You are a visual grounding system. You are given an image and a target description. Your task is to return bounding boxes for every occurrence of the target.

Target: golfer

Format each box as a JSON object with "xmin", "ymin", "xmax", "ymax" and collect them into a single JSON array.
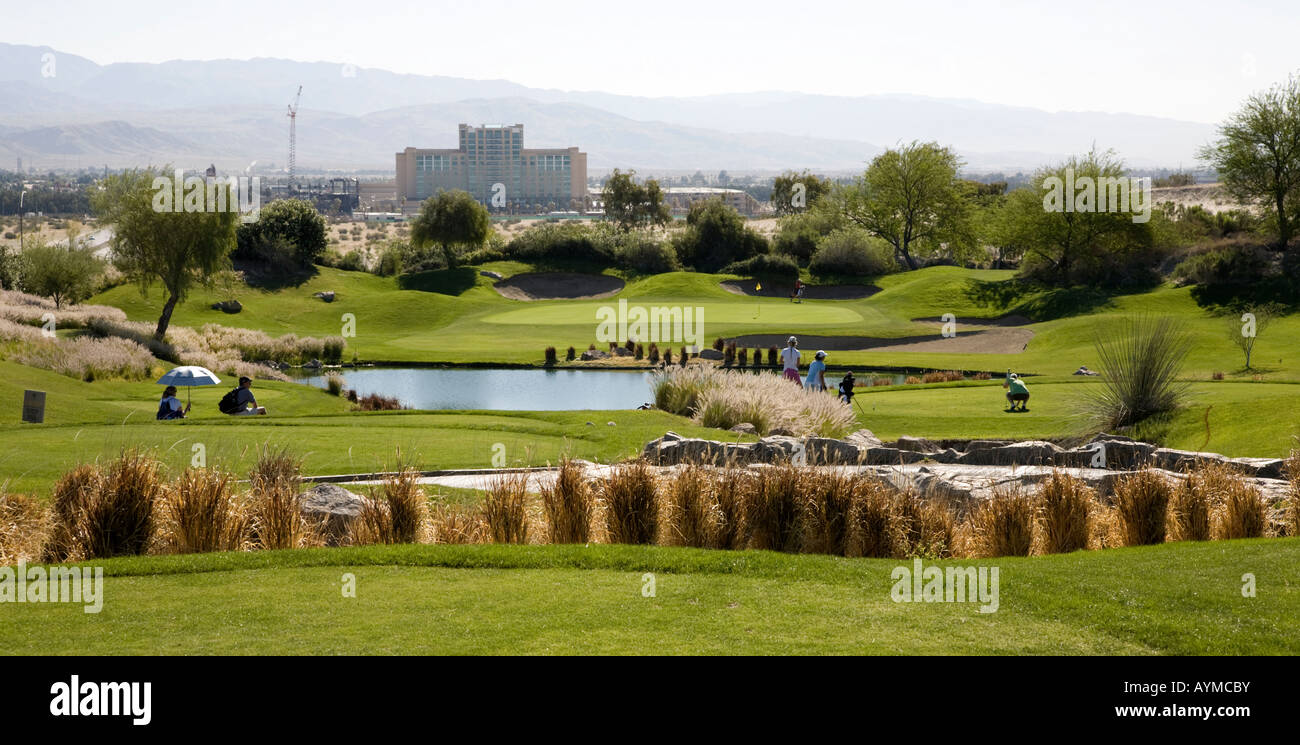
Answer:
[
  {"xmin": 1003, "ymin": 373, "xmax": 1030, "ymax": 411},
  {"xmin": 805, "ymin": 350, "xmax": 828, "ymax": 391},
  {"xmin": 838, "ymin": 372, "xmax": 856, "ymax": 404},
  {"xmin": 781, "ymin": 336, "xmax": 802, "ymax": 385}
]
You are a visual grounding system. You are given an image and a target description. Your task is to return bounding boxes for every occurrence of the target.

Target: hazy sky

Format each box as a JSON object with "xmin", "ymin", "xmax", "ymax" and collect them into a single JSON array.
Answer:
[{"xmin": 5, "ymin": 0, "xmax": 1296, "ymax": 122}]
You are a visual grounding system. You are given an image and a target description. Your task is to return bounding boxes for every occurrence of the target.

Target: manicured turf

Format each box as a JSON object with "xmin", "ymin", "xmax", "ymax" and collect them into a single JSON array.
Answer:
[{"xmin": 2, "ymin": 540, "xmax": 1295, "ymax": 654}]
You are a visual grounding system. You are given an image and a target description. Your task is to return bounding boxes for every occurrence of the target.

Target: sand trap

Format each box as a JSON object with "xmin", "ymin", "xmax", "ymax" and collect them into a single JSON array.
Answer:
[
  {"xmin": 494, "ymin": 272, "xmax": 625, "ymax": 301},
  {"xmin": 911, "ymin": 314, "xmax": 1033, "ymax": 327},
  {"xmin": 720, "ymin": 279, "xmax": 879, "ymax": 300},
  {"xmin": 730, "ymin": 328, "xmax": 1034, "ymax": 355}
]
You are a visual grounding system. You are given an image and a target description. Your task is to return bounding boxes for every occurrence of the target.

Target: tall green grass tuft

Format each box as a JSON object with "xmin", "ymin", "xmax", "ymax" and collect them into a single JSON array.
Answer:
[{"xmin": 1086, "ymin": 315, "xmax": 1190, "ymax": 429}]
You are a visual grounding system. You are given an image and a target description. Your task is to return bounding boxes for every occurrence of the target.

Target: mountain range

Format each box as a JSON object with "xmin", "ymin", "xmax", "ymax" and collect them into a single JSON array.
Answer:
[{"xmin": 0, "ymin": 42, "xmax": 1217, "ymax": 174}]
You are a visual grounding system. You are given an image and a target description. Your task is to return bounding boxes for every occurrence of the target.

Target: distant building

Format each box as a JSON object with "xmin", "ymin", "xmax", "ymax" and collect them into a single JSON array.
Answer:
[
  {"xmin": 396, "ymin": 124, "xmax": 588, "ymax": 212},
  {"xmin": 662, "ymin": 187, "xmax": 763, "ymax": 217}
]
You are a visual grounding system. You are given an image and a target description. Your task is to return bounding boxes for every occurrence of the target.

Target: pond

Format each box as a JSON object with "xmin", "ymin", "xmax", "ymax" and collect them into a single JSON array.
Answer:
[{"xmin": 291, "ymin": 367, "xmax": 906, "ymax": 411}]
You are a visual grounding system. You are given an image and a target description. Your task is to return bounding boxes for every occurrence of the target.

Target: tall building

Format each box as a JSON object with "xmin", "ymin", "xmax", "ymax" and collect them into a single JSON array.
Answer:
[{"xmin": 396, "ymin": 124, "xmax": 588, "ymax": 212}]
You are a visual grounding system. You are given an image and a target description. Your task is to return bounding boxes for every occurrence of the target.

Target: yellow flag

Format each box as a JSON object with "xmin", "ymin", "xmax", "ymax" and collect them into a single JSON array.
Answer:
[{"xmin": 755, "ymin": 282, "xmax": 762, "ymax": 291}]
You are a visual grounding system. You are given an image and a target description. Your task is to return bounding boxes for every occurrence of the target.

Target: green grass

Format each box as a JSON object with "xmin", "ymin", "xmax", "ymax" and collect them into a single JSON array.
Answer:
[{"xmin": 2, "ymin": 539, "xmax": 1295, "ymax": 654}]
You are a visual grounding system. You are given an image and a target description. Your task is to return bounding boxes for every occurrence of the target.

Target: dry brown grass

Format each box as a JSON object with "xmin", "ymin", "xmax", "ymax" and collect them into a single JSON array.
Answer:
[
  {"xmin": 965, "ymin": 486, "xmax": 1035, "ymax": 558},
  {"xmin": 0, "ymin": 493, "xmax": 50, "ymax": 564},
  {"xmin": 1037, "ymin": 471, "xmax": 1094, "ymax": 554},
  {"xmin": 248, "ymin": 447, "xmax": 316, "ymax": 550},
  {"xmin": 848, "ymin": 477, "xmax": 902, "ymax": 558},
  {"xmin": 1113, "ymin": 470, "xmax": 1172, "ymax": 546},
  {"xmin": 482, "ymin": 473, "xmax": 531, "ymax": 544},
  {"xmin": 159, "ymin": 468, "xmax": 249, "ymax": 554},
  {"xmin": 801, "ymin": 470, "xmax": 856, "ymax": 556},
  {"xmin": 1212, "ymin": 478, "xmax": 1268, "ymax": 540},
  {"xmin": 711, "ymin": 467, "xmax": 750, "ymax": 550},
  {"xmin": 79, "ymin": 451, "xmax": 164, "ymax": 559},
  {"xmin": 1170, "ymin": 468, "xmax": 1215, "ymax": 541},
  {"xmin": 430, "ymin": 502, "xmax": 485, "ymax": 544},
  {"xmin": 663, "ymin": 465, "xmax": 715, "ymax": 548},
  {"xmin": 541, "ymin": 458, "xmax": 595, "ymax": 544},
  {"xmin": 600, "ymin": 461, "xmax": 661, "ymax": 545},
  {"xmin": 746, "ymin": 464, "xmax": 804, "ymax": 552},
  {"xmin": 895, "ymin": 490, "xmax": 957, "ymax": 558},
  {"xmin": 353, "ymin": 468, "xmax": 430, "ymax": 545},
  {"xmin": 43, "ymin": 463, "xmax": 102, "ymax": 562},
  {"xmin": 1285, "ymin": 450, "xmax": 1300, "ymax": 537}
]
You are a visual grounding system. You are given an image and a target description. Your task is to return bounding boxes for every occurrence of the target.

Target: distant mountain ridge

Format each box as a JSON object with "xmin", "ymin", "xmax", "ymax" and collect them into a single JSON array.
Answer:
[{"xmin": 0, "ymin": 42, "xmax": 1215, "ymax": 172}]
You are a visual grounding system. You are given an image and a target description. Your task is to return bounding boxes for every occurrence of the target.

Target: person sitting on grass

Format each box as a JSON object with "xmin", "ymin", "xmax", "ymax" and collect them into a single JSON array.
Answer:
[
  {"xmin": 156, "ymin": 385, "xmax": 190, "ymax": 420},
  {"xmin": 805, "ymin": 350, "xmax": 828, "ymax": 392},
  {"xmin": 1003, "ymin": 373, "xmax": 1030, "ymax": 411},
  {"xmin": 781, "ymin": 336, "xmax": 802, "ymax": 385},
  {"xmin": 838, "ymin": 372, "xmax": 856, "ymax": 404},
  {"xmin": 219, "ymin": 376, "xmax": 268, "ymax": 416}
]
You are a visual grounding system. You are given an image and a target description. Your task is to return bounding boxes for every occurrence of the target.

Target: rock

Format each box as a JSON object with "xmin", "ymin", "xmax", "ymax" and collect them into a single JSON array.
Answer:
[
  {"xmin": 860, "ymin": 447, "xmax": 926, "ymax": 466},
  {"xmin": 607, "ymin": 421, "xmax": 616, "ymax": 427},
  {"xmin": 1084, "ymin": 436, "xmax": 1157, "ymax": 469},
  {"xmin": 958, "ymin": 440, "xmax": 1063, "ymax": 466},
  {"xmin": 895, "ymin": 435, "xmax": 938, "ymax": 453},
  {"xmin": 729, "ymin": 422, "xmax": 758, "ymax": 435},
  {"xmin": 1229, "ymin": 457, "xmax": 1286, "ymax": 480},
  {"xmin": 480, "ymin": 270, "xmax": 504, "ymax": 279},
  {"xmin": 612, "ymin": 346, "xmax": 634, "ymax": 357},
  {"xmin": 212, "ymin": 299, "xmax": 242, "ymax": 313},
  {"xmin": 580, "ymin": 349, "xmax": 609, "ymax": 361},
  {"xmin": 302, "ymin": 359, "xmax": 322, "ymax": 369},
  {"xmin": 752, "ymin": 435, "xmax": 804, "ymax": 462},
  {"xmin": 1151, "ymin": 448, "xmax": 1231, "ymax": 473},
  {"xmin": 299, "ymin": 483, "xmax": 369, "ymax": 546},
  {"xmin": 804, "ymin": 437, "xmax": 862, "ymax": 465},
  {"xmin": 313, "ymin": 291, "xmax": 336, "ymax": 303},
  {"xmin": 698, "ymin": 348, "xmax": 725, "ymax": 360},
  {"xmin": 927, "ymin": 448, "xmax": 962, "ymax": 464},
  {"xmin": 769, "ymin": 427, "xmax": 796, "ymax": 437},
  {"xmin": 845, "ymin": 429, "xmax": 883, "ymax": 448},
  {"xmin": 586, "ymin": 421, "xmax": 595, "ymax": 426}
]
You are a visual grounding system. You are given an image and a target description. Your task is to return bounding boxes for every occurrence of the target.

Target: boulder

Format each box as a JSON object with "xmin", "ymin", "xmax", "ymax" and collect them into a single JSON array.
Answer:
[
  {"xmin": 212, "ymin": 299, "xmax": 242, "ymax": 313},
  {"xmin": 1152, "ymin": 448, "xmax": 1231, "ymax": 473},
  {"xmin": 1082, "ymin": 436, "xmax": 1157, "ymax": 469},
  {"xmin": 302, "ymin": 358, "xmax": 322, "ymax": 369},
  {"xmin": 752, "ymin": 435, "xmax": 804, "ymax": 462},
  {"xmin": 299, "ymin": 483, "xmax": 369, "ymax": 546},
  {"xmin": 313, "ymin": 291, "xmax": 336, "ymax": 303},
  {"xmin": 612, "ymin": 346, "xmax": 634, "ymax": 357},
  {"xmin": 1229, "ymin": 457, "xmax": 1287, "ymax": 480},
  {"xmin": 845, "ymin": 429, "xmax": 883, "ymax": 448},
  {"xmin": 580, "ymin": 349, "xmax": 609, "ymax": 361},
  {"xmin": 480, "ymin": 270, "xmax": 504, "ymax": 279},
  {"xmin": 729, "ymin": 422, "xmax": 758, "ymax": 435},
  {"xmin": 698, "ymin": 348, "xmax": 724, "ymax": 360},
  {"xmin": 804, "ymin": 437, "xmax": 862, "ymax": 465},
  {"xmin": 860, "ymin": 447, "xmax": 926, "ymax": 466},
  {"xmin": 894, "ymin": 435, "xmax": 938, "ymax": 453}
]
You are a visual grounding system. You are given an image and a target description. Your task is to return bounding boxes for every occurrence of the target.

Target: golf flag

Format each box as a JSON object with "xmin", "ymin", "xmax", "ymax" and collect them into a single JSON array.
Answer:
[{"xmin": 756, "ymin": 282, "xmax": 762, "ymax": 291}]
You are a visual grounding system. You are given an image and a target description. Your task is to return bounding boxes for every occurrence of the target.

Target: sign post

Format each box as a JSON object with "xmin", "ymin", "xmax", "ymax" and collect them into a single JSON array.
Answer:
[{"xmin": 22, "ymin": 390, "xmax": 46, "ymax": 424}]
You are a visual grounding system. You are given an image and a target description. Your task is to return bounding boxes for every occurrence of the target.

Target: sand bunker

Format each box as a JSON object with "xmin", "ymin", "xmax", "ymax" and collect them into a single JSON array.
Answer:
[
  {"xmin": 730, "ymin": 328, "xmax": 1034, "ymax": 355},
  {"xmin": 911, "ymin": 314, "xmax": 1033, "ymax": 327},
  {"xmin": 720, "ymin": 279, "xmax": 879, "ymax": 300},
  {"xmin": 494, "ymin": 272, "xmax": 625, "ymax": 301}
]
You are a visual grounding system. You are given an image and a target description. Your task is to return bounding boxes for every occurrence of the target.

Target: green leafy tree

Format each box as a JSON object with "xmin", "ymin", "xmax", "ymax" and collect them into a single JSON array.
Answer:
[
  {"xmin": 601, "ymin": 169, "xmax": 671, "ymax": 232},
  {"xmin": 1199, "ymin": 74, "xmax": 1300, "ymax": 248},
  {"xmin": 93, "ymin": 167, "xmax": 238, "ymax": 340},
  {"xmin": 673, "ymin": 198, "xmax": 768, "ymax": 273},
  {"xmin": 772, "ymin": 170, "xmax": 831, "ymax": 215},
  {"xmin": 773, "ymin": 203, "xmax": 846, "ymax": 265},
  {"xmin": 409, "ymin": 190, "xmax": 491, "ymax": 269},
  {"xmin": 838, "ymin": 141, "xmax": 975, "ymax": 270},
  {"xmin": 19, "ymin": 240, "xmax": 104, "ymax": 308},
  {"xmin": 236, "ymin": 198, "xmax": 327, "ymax": 267},
  {"xmin": 998, "ymin": 150, "xmax": 1156, "ymax": 287}
]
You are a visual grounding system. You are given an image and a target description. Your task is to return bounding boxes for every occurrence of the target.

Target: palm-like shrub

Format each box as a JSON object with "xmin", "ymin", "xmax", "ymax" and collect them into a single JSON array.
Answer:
[{"xmin": 1087, "ymin": 315, "xmax": 1190, "ymax": 429}]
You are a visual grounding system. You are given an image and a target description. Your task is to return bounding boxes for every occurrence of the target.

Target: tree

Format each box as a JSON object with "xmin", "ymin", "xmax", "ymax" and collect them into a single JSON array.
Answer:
[
  {"xmin": 772, "ymin": 170, "xmax": 831, "ymax": 215},
  {"xmin": 409, "ymin": 189, "xmax": 490, "ymax": 269},
  {"xmin": 1228, "ymin": 303, "xmax": 1280, "ymax": 371},
  {"xmin": 838, "ymin": 142, "xmax": 975, "ymax": 270},
  {"xmin": 997, "ymin": 150, "xmax": 1157, "ymax": 287},
  {"xmin": 19, "ymin": 241, "xmax": 104, "ymax": 308},
  {"xmin": 235, "ymin": 198, "xmax": 328, "ymax": 267},
  {"xmin": 93, "ymin": 168, "xmax": 238, "ymax": 340},
  {"xmin": 672, "ymin": 198, "xmax": 768, "ymax": 273},
  {"xmin": 1199, "ymin": 74, "xmax": 1300, "ymax": 248},
  {"xmin": 601, "ymin": 170, "xmax": 671, "ymax": 232}
]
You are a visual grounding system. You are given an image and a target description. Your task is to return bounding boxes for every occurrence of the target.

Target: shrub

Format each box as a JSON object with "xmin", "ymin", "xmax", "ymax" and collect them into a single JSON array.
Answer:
[
  {"xmin": 664, "ymin": 465, "xmax": 716, "ymax": 548},
  {"xmin": 1286, "ymin": 450, "xmax": 1300, "ymax": 537},
  {"xmin": 1037, "ymin": 472, "xmax": 1093, "ymax": 553},
  {"xmin": 601, "ymin": 461, "xmax": 660, "ymax": 545},
  {"xmin": 504, "ymin": 222, "xmax": 614, "ymax": 265},
  {"xmin": 1171, "ymin": 464, "xmax": 1234, "ymax": 541},
  {"xmin": 355, "ymin": 468, "xmax": 428, "ymax": 545},
  {"xmin": 722, "ymin": 253, "xmax": 798, "ymax": 282},
  {"xmin": 1212, "ymin": 476, "xmax": 1267, "ymax": 540},
  {"xmin": 635, "ymin": 343, "xmax": 644, "ymax": 360},
  {"xmin": 0, "ymin": 493, "xmax": 49, "ymax": 565},
  {"xmin": 767, "ymin": 347, "xmax": 778, "ymax": 366},
  {"xmin": 544, "ymin": 346, "xmax": 557, "ymax": 366},
  {"xmin": 808, "ymin": 228, "xmax": 894, "ymax": 277},
  {"xmin": 325, "ymin": 373, "xmax": 345, "ymax": 396},
  {"xmin": 896, "ymin": 492, "xmax": 957, "ymax": 558},
  {"xmin": 43, "ymin": 464, "xmax": 102, "ymax": 562},
  {"xmin": 801, "ymin": 471, "xmax": 855, "ymax": 556},
  {"xmin": 354, "ymin": 393, "xmax": 406, "ymax": 411},
  {"xmin": 249, "ymin": 447, "xmax": 313, "ymax": 550},
  {"xmin": 431, "ymin": 503, "xmax": 484, "ymax": 544},
  {"xmin": 1113, "ymin": 470, "xmax": 1171, "ymax": 546},
  {"xmin": 654, "ymin": 366, "xmax": 856, "ymax": 437},
  {"xmin": 1171, "ymin": 244, "xmax": 1273, "ymax": 288},
  {"xmin": 566, "ymin": 346, "xmax": 576, "ymax": 361},
  {"xmin": 712, "ymin": 468, "xmax": 750, "ymax": 550},
  {"xmin": 872, "ymin": 377, "xmax": 892, "ymax": 386},
  {"xmin": 905, "ymin": 376, "xmax": 922, "ymax": 385},
  {"xmin": 482, "ymin": 474, "xmax": 531, "ymax": 544},
  {"xmin": 723, "ymin": 341, "xmax": 735, "ymax": 367},
  {"xmin": 160, "ymin": 468, "xmax": 249, "ymax": 554},
  {"xmin": 541, "ymin": 458, "xmax": 594, "ymax": 543},
  {"xmin": 79, "ymin": 451, "xmax": 164, "ymax": 559},
  {"xmin": 1087, "ymin": 316, "xmax": 1190, "ymax": 429},
  {"xmin": 679, "ymin": 346, "xmax": 688, "ymax": 367},
  {"xmin": 747, "ymin": 464, "xmax": 804, "ymax": 552},
  {"xmin": 737, "ymin": 348, "xmax": 748, "ymax": 367},
  {"xmin": 849, "ymin": 477, "xmax": 902, "ymax": 558},
  {"xmin": 675, "ymin": 198, "xmax": 769, "ymax": 272},
  {"xmin": 662, "ymin": 348, "xmax": 672, "ymax": 366},
  {"xmin": 966, "ymin": 486, "xmax": 1035, "ymax": 557},
  {"xmin": 647, "ymin": 343, "xmax": 659, "ymax": 365},
  {"xmin": 615, "ymin": 234, "xmax": 679, "ymax": 274}
]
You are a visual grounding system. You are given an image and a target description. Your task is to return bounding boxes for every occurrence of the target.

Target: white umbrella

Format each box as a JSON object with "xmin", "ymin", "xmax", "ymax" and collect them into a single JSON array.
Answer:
[{"xmin": 156, "ymin": 366, "xmax": 222, "ymax": 406}]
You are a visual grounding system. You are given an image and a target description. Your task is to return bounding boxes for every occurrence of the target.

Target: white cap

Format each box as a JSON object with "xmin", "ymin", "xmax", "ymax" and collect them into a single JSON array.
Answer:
[
  {"xmin": 788, "ymin": 336, "xmax": 798, "ymax": 344},
  {"xmin": 815, "ymin": 350, "xmax": 826, "ymax": 359}
]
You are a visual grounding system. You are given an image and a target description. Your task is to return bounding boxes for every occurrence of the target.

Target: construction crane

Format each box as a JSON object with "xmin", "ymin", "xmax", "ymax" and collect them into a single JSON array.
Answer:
[{"xmin": 286, "ymin": 85, "xmax": 302, "ymax": 189}]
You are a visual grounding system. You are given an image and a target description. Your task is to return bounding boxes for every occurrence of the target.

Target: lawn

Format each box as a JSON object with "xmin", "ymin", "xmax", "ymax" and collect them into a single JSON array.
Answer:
[{"xmin": 2, "ymin": 540, "xmax": 1295, "ymax": 654}]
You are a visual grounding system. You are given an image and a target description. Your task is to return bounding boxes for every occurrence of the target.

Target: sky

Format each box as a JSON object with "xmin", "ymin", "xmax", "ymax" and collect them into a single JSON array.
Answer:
[{"xmin": 4, "ymin": 0, "xmax": 1296, "ymax": 123}]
